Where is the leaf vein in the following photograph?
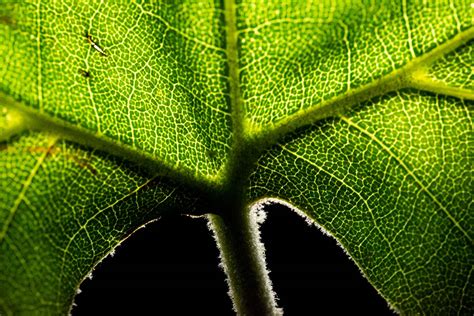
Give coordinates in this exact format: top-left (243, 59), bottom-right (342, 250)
top-left (277, 143), bottom-right (421, 309)
top-left (0, 136), bottom-right (58, 242)
top-left (339, 115), bottom-right (472, 243)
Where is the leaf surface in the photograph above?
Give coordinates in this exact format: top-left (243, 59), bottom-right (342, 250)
top-left (0, 2), bottom-right (231, 179)
top-left (0, 107), bottom-right (200, 314)
top-left (249, 91), bottom-right (472, 314)
top-left (0, 1), bottom-right (472, 315)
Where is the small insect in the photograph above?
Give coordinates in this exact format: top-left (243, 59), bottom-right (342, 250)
top-left (79, 69), bottom-right (91, 78)
top-left (85, 32), bottom-right (107, 56)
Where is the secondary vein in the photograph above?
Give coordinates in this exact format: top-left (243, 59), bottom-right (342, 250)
top-left (340, 115), bottom-right (472, 243)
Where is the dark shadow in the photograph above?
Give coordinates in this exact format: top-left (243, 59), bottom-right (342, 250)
top-left (74, 203), bottom-right (393, 315)
top-left (260, 202), bottom-right (394, 315)
top-left (73, 215), bottom-right (233, 315)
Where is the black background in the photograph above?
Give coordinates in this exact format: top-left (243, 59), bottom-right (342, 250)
top-left (73, 203), bottom-right (393, 315)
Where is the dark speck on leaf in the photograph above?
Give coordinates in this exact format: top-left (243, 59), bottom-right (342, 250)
top-left (79, 69), bottom-right (91, 78)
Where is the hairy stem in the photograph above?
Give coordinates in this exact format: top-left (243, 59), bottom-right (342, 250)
top-left (214, 2), bottom-right (281, 312)
top-left (208, 208), bottom-right (281, 316)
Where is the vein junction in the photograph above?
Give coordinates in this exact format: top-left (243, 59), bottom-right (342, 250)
top-left (1, 25), bottom-right (472, 193)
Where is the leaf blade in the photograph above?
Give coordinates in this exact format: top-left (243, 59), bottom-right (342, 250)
top-left (249, 91), bottom-right (473, 314)
top-left (0, 113), bottom-right (199, 314)
top-left (0, 1), bottom-right (472, 314)
top-left (0, 2), bottom-right (232, 179)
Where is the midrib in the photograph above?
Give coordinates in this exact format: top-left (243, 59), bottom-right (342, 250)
top-left (224, 0), bottom-right (244, 149)
top-left (219, 0), bottom-right (256, 195)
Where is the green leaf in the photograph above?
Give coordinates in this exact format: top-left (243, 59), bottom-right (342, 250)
top-left (0, 108), bottom-right (200, 314)
top-left (249, 92), bottom-right (472, 314)
top-left (423, 40), bottom-right (473, 90)
top-left (0, 1), bottom-right (232, 179)
top-left (1, 1), bottom-right (472, 315)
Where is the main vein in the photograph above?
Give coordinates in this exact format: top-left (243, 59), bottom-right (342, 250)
top-left (251, 27), bottom-right (474, 146)
top-left (224, 0), bottom-right (244, 149)
top-left (0, 93), bottom-right (217, 201)
top-left (221, 0), bottom-right (251, 191)
top-left (35, 0), bottom-right (43, 113)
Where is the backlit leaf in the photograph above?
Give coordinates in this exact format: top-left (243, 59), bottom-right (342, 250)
top-left (1, 1), bottom-right (472, 315)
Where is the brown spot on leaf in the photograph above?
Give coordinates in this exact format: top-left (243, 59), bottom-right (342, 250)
top-left (6, 143), bottom-right (98, 175)
top-left (70, 156), bottom-right (98, 175)
top-left (0, 16), bottom-right (16, 26)
top-left (27, 145), bottom-right (61, 156)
